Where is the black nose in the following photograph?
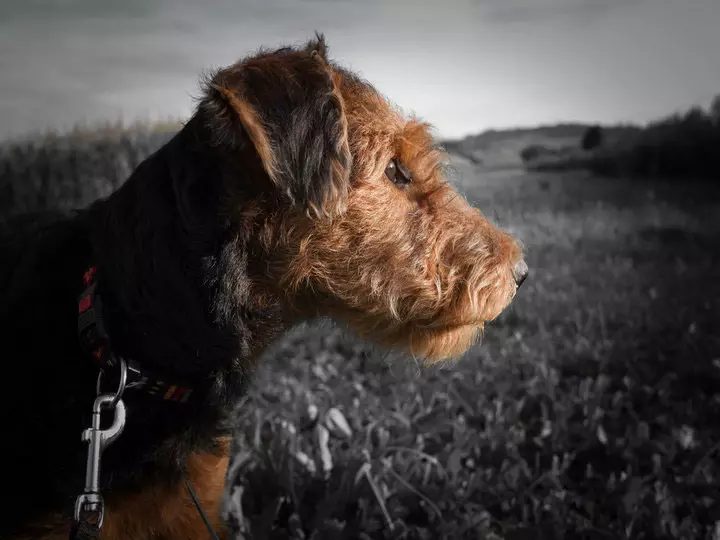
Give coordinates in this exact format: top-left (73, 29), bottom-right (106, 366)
top-left (513, 259), bottom-right (529, 288)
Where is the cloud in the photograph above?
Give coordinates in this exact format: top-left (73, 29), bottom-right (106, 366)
top-left (478, 0), bottom-right (643, 24)
top-left (0, 0), bottom-right (160, 23)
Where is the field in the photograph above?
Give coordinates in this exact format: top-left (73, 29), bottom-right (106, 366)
top-left (442, 124), bottom-right (638, 170)
top-left (221, 157), bottom-right (720, 539)
top-left (2, 131), bottom-right (719, 539)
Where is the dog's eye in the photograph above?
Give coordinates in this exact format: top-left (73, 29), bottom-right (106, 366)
top-left (385, 159), bottom-right (412, 187)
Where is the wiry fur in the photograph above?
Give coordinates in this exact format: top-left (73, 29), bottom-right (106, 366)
top-left (1, 34), bottom-right (524, 539)
top-left (252, 67), bottom-right (523, 360)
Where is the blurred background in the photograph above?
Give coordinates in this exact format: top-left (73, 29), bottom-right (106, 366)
top-left (2, 1), bottom-right (719, 539)
top-left (2, 0), bottom-right (720, 140)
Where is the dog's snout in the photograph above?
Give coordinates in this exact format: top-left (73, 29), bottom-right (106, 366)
top-left (513, 259), bottom-right (529, 288)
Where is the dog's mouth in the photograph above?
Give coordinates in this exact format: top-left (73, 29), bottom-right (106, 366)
top-left (415, 318), bottom-right (486, 331)
top-left (415, 292), bottom-right (517, 331)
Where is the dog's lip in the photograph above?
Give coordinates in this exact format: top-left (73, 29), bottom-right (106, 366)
top-left (415, 318), bottom-right (486, 330)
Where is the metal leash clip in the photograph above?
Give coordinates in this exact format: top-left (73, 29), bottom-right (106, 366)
top-left (73, 357), bottom-right (128, 531)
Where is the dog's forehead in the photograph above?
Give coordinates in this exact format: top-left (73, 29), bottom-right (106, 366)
top-left (331, 68), bottom-right (402, 125)
top-left (332, 68), bottom-right (437, 148)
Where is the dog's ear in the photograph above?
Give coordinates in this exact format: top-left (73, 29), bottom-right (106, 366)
top-left (203, 34), bottom-right (352, 219)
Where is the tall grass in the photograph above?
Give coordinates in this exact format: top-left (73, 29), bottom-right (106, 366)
top-left (0, 121), bottom-right (178, 219)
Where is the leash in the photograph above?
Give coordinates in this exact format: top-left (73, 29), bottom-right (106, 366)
top-left (69, 267), bottom-right (220, 539)
top-left (183, 473), bottom-right (222, 540)
top-left (70, 361), bottom-right (128, 540)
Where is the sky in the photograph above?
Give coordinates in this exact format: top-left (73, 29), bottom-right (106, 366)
top-left (1, 0), bottom-right (719, 141)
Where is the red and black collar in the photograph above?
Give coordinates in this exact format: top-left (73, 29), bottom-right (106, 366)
top-left (78, 266), bottom-right (195, 404)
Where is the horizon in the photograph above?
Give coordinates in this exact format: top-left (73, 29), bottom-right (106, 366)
top-left (0, 116), bottom-right (646, 145)
top-left (1, 0), bottom-right (719, 141)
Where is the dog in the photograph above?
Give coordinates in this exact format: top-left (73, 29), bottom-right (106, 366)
top-left (0, 34), bottom-right (527, 539)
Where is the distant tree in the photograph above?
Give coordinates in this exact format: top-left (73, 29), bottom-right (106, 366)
top-left (683, 106), bottom-right (707, 123)
top-left (581, 125), bottom-right (603, 151)
top-left (519, 144), bottom-right (547, 163)
top-left (710, 94), bottom-right (720, 123)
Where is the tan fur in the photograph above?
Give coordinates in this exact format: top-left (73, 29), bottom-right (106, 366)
top-left (15, 438), bottom-right (231, 540)
top-left (211, 84), bottom-right (280, 187)
top-left (308, 80), bottom-right (352, 220)
top-left (249, 68), bottom-right (524, 363)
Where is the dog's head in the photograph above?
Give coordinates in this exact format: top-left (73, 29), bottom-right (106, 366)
top-left (188, 34), bottom-right (527, 362)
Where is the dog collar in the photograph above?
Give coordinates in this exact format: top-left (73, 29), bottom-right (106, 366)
top-left (78, 266), bottom-right (195, 404)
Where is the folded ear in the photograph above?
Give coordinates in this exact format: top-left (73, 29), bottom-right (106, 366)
top-left (202, 34), bottom-right (352, 219)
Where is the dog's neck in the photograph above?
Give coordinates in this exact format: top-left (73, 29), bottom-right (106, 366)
top-left (83, 122), bottom-right (286, 398)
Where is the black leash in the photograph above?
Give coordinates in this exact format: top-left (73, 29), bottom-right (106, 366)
top-left (183, 473), bottom-right (222, 540)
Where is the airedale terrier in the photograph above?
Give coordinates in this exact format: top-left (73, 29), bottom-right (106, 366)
top-left (1, 34), bottom-right (527, 539)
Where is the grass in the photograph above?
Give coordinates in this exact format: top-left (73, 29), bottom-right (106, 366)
top-left (225, 168), bottom-right (720, 539)
top-left (2, 126), bottom-right (719, 539)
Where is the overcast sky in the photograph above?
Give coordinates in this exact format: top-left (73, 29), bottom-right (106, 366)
top-left (1, 0), bottom-right (719, 140)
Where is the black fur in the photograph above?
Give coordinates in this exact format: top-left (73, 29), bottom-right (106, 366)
top-left (204, 34), bottom-right (351, 215)
top-left (0, 36), bottom-right (347, 536)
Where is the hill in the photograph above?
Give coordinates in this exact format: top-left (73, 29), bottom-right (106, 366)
top-left (442, 123), bottom-right (640, 170)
